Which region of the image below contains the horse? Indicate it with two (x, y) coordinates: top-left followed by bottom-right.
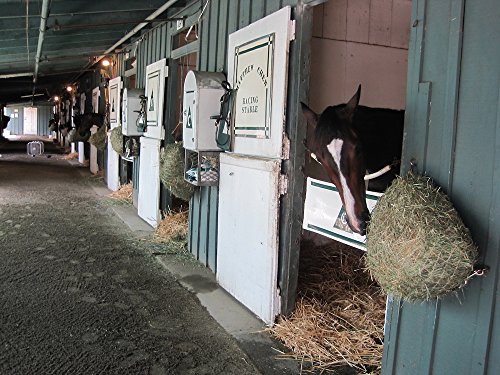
(73, 113), (105, 141)
(301, 85), (404, 235)
(1, 114), (10, 137)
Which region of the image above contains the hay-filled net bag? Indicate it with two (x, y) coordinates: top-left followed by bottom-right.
(159, 143), (194, 202)
(366, 173), (478, 301)
(88, 125), (107, 150)
(109, 126), (124, 156)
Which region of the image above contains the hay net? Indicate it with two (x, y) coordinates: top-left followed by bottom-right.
(110, 126), (124, 156)
(88, 124), (107, 150)
(366, 173), (478, 301)
(159, 143), (194, 202)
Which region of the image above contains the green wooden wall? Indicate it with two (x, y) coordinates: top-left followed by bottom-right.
(383, 1), (500, 374)
(125, 0), (304, 271)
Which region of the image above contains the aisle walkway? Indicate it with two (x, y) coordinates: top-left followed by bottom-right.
(0, 152), (261, 375)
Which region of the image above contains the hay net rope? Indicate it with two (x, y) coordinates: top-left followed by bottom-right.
(366, 173), (478, 301)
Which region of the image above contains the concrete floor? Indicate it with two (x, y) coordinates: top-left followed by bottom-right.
(0, 139), (302, 375)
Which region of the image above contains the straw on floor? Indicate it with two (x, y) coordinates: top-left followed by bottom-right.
(271, 241), (385, 373)
(154, 210), (189, 252)
(62, 152), (78, 160)
(108, 183), (133, 204)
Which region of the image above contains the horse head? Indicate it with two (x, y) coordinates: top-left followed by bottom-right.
(74, 113), (104, 137)
(302, 85), (370, 235)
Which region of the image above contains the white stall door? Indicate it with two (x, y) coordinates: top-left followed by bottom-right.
(23, 107), (38, 135)
(89, 126), (99, 174)
(217, 153), (281, 324)
(107, 77), (122, 191)
(138, 137), (161, 227)
(90, 87), (100, 174)
(216, 6), (293, 324)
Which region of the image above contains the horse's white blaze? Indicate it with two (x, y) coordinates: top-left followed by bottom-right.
(327, 139), (361, 232)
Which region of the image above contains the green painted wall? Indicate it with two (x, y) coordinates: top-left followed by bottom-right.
(383, 1), (500, 374)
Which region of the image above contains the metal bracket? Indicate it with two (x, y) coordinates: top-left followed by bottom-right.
(289, 20), (296, 41)
(279, 174), (288, 195)
(282, 134), (290, 160)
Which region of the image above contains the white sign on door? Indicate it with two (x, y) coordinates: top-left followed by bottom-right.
(233, 34), (274, 139)
(144, 59), (167, 140)
(227, 6), (294, 158)
(108, 77), (122, 125)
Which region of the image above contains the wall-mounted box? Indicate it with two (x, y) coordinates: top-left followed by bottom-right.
(183, 71), (226, 151)
(122, 88), (144, 136)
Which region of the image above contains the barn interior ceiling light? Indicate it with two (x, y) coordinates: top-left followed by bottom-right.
(101, 59), (111, 67)
(53, 96), (60, 102)
(66, 86), (73, 92)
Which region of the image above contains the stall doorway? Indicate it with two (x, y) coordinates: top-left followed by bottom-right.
(23, 107), (38, 135)
(276, 0), (413, 371)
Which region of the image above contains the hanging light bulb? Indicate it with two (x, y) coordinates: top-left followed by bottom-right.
(66, 86), (73, 92)
(53, 96), (60, 102)
(101, 59), (111, 67)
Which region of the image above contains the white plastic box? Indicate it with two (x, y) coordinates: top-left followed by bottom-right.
(121, 88), (144, 136)
(182, 71), (226, 151)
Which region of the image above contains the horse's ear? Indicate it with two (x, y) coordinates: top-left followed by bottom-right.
(301, 102), (319, 130)
(344, 85), (361, 120)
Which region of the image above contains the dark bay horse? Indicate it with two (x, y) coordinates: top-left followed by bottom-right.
(73, 113), (105, 141)
(302, 86), (404, 235)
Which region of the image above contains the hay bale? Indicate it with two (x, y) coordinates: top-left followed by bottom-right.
(366, 173), (477, 301)
(110, 126), (124, 156)
(88, 125), (107, 150)
(159, 143), (194, 202)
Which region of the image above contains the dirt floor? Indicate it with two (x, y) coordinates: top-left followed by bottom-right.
(0, 140), (262, 375)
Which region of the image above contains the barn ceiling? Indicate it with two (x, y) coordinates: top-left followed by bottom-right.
(0, 0), (185, 104)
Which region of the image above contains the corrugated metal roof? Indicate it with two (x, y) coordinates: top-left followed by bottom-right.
(0, 0), (185, 103)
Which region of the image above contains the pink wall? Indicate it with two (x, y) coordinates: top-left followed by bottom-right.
(309, 0), (412, 112)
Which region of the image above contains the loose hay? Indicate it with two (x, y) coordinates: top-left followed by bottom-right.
(110, 126), (124, 156)
(159, 143), (194, 202)
(154, 210), (189, 252)
(88, 125), (107, 150)
(271, 242), (385, 373)
(108, 183), (133, 204)
(366, 173), (477, 301)
(62, 152), (78, 160)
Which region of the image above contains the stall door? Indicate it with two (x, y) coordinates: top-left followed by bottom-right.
(78, 93), (86, 164)
(23, 107), (37, 135)
(217, 7), (294, 324)
(90, 87), (100, 174)
(138, 137), (161, 227)
(107, 77), (122, 191)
